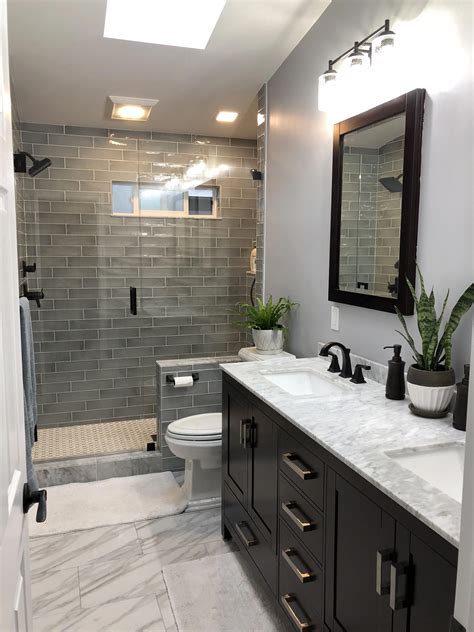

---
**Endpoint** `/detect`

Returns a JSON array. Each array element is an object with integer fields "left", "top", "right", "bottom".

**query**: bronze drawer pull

[
  {"left": 282, "top": 548, "right": 315, "bottom": 584},
  {"left": 376, "top": 549, "right": 395, "bottom": 596},
  {"left": 239, "top": 419, "right": 252, "bottom": 448},
  {"left": 282, "top": 453, "right": 317, "bottom": 480},
  {"left": 389, "top": 561, "right": 410, "bottom": 610},
  {"left": 281, "top": 593, "right": 311, "bottom": 631},
  {"left": 235, "top": 521, "right": 258, "bottom": 547},
  {"left": 281, "top": 502, "right": 316, "bottom": 532}
]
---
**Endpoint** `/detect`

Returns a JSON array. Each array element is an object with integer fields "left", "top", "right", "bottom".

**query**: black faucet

[{"left": 319, "top": 342, "right": 353, "bottom": 378}]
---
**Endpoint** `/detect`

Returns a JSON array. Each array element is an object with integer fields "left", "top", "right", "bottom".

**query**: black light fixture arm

[{"left": 327, "top": 19, "right": 392, "bottom": 70}]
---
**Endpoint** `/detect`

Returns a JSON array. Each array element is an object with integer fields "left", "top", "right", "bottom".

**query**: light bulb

[
  {"left": 345, "top": 48, "right": 370, "bottom": 75},
  {"left": 318, "top": 68, "right": 338, "bottom": 112},
  {"left": 372, "top": 29, "right": 397, "bottom": 70}
]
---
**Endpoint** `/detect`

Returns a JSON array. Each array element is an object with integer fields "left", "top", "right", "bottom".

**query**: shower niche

[{"left": 328, "top": 89, "right": 426, "bottom": 314}]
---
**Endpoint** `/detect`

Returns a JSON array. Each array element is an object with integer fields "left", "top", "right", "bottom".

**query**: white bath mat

[
  {"left": 30, "top": 472, "right": 187, "bottom": 537},
  {"left": 163, "top": 552, "right": 286, "bottom": 632}
]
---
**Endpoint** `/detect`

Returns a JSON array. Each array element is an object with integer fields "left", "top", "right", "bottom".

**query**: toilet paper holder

[{"left": 166, "top": 373, "right": 199, "bottom": 386}]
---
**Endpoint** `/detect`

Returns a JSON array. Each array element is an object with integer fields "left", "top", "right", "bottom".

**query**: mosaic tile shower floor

[{"left": 32, "top": 418, "right": 157, "bottom": 462}]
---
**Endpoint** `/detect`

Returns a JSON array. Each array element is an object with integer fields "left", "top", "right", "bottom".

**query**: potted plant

[
  {"left": 237, "top": 296, "right": 298, "bottom": 354},
  {"left": 396, "top": 268, "right": 473, "bottom": 417}
]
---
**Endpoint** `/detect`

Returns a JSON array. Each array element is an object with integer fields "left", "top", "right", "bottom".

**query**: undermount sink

[
  {"left": 386, "top": 442, "right": 465, "bottom": 503},
  {"left": 261, "top": 369, "right": 348, "bottom": 397}
]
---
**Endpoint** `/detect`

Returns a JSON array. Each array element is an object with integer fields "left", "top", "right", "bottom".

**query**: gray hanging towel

[{"left": 19, "top": 297, "right": 39, "bottom": 492}]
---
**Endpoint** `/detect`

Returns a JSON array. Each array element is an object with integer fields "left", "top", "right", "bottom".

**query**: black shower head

[
  {"left": 250, "top": 168, "right": 262, "bottom": 181},
  {"left": 28, "top": 157, "right": 52, "bottom": 177},
  {"left": 379, "top": 173, "right": 403, "bottom": 193},
  {"left": 14, "top": 151, "right": 51, "bottom": 177}
]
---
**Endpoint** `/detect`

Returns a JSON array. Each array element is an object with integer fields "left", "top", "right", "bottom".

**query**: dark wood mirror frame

[{"left": 328, "top": 88, "right": 426, "bottom": 315}]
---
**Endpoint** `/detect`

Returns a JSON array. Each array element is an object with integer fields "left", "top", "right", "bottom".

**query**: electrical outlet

[{"left": 331, "top": 305, "right": 339, "bottom": 331}]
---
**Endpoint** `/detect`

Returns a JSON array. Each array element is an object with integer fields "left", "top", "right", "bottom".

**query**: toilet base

[{"left": 182, "top": 458, "right": 221, "bottom": 503}]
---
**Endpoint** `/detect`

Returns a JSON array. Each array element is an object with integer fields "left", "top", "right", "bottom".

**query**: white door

[{"left": 0, "top": 0, "right": 33, "bottom": 628}]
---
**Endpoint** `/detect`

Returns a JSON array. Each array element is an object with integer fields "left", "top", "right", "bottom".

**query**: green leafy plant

[
  {"left": 236, "top": 296, "right": 298, "bottom": 332},
  {"left": 395, "top": 267, "right": 474, "bottom": 370}
]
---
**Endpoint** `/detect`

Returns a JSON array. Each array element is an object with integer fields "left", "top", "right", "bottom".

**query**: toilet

[
  {"left": 165, "top": 412, "right": 222, "bottom": 507},
  {"left": 165, "top": 347, "right": 296, "bottom": 508}
]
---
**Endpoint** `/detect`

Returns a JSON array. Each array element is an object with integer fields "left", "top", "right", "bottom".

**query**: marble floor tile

[
  {"left": 155, "top": 574, "right": 178, "bottom": 632},
  {"left": 135, "top": 507, "right": 221, "bottom": 555},
  {"left": 204, "top": 537, "right": 239, "bottom": 557},
  {"left": 30, "top": 524, "right": 142, "bottom": 573},
  {"left": 32, "top": 567, "right": 81, "bottom": 615},
  {"left": 33, "top": 594, "right": 165, "bottom": 632},
  {"left": 79, "top": 543, "right": 208, "bottom": 609}
]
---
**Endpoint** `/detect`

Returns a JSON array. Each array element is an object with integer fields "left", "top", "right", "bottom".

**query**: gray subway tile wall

[{"left": 19, "top": 123, "right": 257, "bottom": 427}]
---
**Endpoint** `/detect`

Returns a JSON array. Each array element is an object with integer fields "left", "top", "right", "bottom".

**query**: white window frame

[{"left": 111, "top": 181, "right": 220, "bottom": 219}]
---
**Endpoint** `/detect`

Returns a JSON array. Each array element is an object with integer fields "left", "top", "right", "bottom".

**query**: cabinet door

[
  {"left": 325, "top": 470, "right": 395, "bottom": 632},
  {"left": 392, "top": 527, "right": 456, "bottom": 632},
  {"left": 223, "top": 383, "right": 251, "bottom": 506},
  {"left": 248, "top": 406, "right": 278, "bottom": 548}
]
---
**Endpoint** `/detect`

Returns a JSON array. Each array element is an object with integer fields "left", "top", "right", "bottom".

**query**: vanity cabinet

[
  {"left": 222, "top": 381, "right": 278, "bottom": 592},
  {"left": 222, "top": 374, "right": 458, "bottom": 632},
  {"left": 325, "top": 471, "right": 395, "bottom": 631}
]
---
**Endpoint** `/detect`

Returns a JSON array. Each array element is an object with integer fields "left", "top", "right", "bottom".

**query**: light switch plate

[{"left": 331, "top": 305, "right": 339, "bottom": 331}]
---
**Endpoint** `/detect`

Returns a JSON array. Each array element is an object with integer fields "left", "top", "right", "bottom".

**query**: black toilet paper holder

[{"left": 166, "top": 373, "right": 199, "bottom": 386}]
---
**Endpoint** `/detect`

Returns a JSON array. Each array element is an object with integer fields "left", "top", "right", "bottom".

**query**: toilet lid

[{"left": 167, "top": 412, "right": 222, "bottom": 438}]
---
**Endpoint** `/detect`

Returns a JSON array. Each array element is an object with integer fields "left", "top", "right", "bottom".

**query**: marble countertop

[{"left": 220, "top": 357, "right": 465, "bottom": 547}]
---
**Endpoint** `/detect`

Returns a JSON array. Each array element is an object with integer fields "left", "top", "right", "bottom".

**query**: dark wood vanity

[{"left": 222, "top": 373, "right": 458, "bottom": 632}]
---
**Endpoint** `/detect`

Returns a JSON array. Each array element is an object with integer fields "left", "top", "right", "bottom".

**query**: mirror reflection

[{"left": 338, "top": 113, "right": 406, "bottom": 298}]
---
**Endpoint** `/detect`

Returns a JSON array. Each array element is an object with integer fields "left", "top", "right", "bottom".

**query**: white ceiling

[{"left": 7, "top": 0, "right": 331, "bottom": 138}]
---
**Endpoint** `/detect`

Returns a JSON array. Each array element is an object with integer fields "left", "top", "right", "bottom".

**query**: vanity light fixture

[
  {"left": 216, "top": 111, "right": 239, "bottom": 123},
  {"left": 318, "top": 19, "right": 396, "bottom": 112},
  {"left": 109, "top": 96, "right": 158, "bottom": 121}
]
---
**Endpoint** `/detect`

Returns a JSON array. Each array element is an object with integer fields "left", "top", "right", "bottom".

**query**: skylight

[{"left": 104, "top": 0, "right": 227, "bottom": 50}]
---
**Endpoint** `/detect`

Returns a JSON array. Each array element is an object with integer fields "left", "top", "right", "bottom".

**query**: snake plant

[
  {"left": 396, "top": 267, "right": 474, "bottom": 370},
  {"left": 237, "top": 296, "right": 298, "bottom": 331}
]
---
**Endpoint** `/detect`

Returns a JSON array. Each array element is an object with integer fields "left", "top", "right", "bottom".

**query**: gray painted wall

[{"left": 265, "top": 0, "right": 473, "bottom": 377}]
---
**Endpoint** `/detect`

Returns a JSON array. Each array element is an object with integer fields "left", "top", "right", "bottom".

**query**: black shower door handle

[{"left": 130, "top": 286, "right": 137, "bottom": 315}]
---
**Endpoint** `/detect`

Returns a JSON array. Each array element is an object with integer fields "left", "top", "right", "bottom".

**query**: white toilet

[
  {"left": 165, "top": 347, "right": 296, "bottom": 508},
  {"left": 165, "top": 412, "right": 222, "bottom": 507}
]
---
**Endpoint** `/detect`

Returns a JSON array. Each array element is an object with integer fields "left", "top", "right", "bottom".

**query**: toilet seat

[{"left": 166, "top": 412, "right": 222, "bottom": 442}]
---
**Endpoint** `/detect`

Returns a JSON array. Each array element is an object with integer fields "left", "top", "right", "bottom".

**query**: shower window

[{"left": 111, "top": 182, "right": 219, "bottom": 218}]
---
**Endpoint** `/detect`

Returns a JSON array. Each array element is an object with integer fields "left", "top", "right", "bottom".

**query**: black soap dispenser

[
  {"left": 384, "top": 345, "right": 405, "bottom": 400},
  {"left": 453, "top": 364, "right": 470, "bottom": 431}
]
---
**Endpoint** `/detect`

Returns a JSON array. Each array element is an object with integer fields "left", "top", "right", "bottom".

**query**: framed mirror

[{"left": 329, "top": 89, "right": 426, "bottom": 314}]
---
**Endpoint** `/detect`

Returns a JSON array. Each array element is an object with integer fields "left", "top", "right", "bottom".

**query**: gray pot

[
  {"left": 407, "top": 365, "right": 456, "bottom": 415},
  {"left": 251, "top": 328, "right": 284, "bottom": 354}
]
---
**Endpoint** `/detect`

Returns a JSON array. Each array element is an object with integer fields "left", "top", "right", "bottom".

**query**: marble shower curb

[{"left": 35, "top": 451, "right": 163, "bottom": 487}]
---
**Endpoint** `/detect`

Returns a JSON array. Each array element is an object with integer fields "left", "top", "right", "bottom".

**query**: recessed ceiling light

[
  {"left": 104, "top": 0, "right": 227, "bottom": 50},
  {"left": 216, "top": 111, "right": 238, "bottom": 123},
  {"left": 109, "top": 96, "right": 158, "bottom": 121}
]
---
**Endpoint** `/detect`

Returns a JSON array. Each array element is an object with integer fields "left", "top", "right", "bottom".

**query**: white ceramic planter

[
  {"left": 407, "top": 365, "right": 456, "bottom": 415},
  {"left": 252, "top": 328, "right": 284, "bottom": 354}
]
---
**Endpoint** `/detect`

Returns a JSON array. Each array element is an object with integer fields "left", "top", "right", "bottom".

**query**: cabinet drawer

[
  {"left": 279, "top": 430, "right": 324, "bottom": 510},
  {"left": 279, "top": 519, "right": 323, "bottom": 631},
  {"left": 223, "top": 483, "right": 277, "bottom": 595},
  {"left": 280, "top": 475, "right": 324, "bottom": 564}
]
